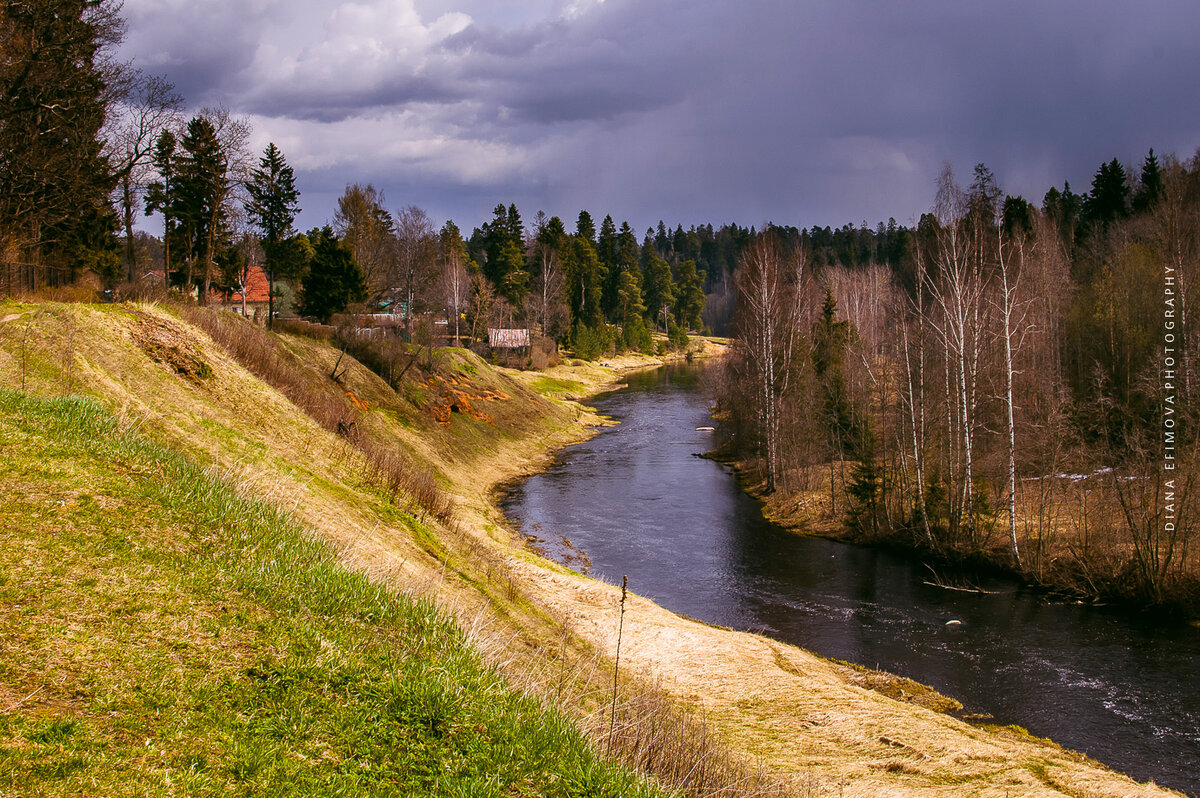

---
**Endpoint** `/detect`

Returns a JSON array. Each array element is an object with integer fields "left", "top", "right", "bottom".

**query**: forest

[
  {"left": 718, "top": 155, "right": 1199, "bottom": 613},
  {"left": 3, "top": 0, "right": 1196, "bottom": 611}
]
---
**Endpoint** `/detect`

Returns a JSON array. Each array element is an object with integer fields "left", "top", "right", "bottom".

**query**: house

[
  {"left": 211, "top": 264, "right": 271, "bottom": 321},
  {"left": 132, "top": 269, "right": 168, "bottom": 294}
]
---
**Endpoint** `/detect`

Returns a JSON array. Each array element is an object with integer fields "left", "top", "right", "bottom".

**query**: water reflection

[{"left": 501, "top": 364, "right": 1200, "bottom": 796}]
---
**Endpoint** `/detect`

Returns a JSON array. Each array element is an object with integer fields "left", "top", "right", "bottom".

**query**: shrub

[
  {"left": 569, "top": 321, "right": 612, "bottom": 361},
  {"left": 667, "top": 323, "right": 689, "bottom": 351},
  {"left": 621, "top": 318, "right": 654, "bottom": 354}
]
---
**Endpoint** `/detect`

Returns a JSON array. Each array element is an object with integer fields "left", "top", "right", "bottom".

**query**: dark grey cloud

[
  {"left": 119, "top": 0, "right": 1200, "bottom": 235},
  {"left": 246, "top": 73, "right": 462, "bottom": 123},
  {"left": 119, "top": 0, "right": 270, "bottom": 105}
]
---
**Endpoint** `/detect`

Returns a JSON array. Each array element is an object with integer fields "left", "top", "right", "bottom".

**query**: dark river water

[{"left": 501, "top": 364, "right": 1200, "bottom": 796}]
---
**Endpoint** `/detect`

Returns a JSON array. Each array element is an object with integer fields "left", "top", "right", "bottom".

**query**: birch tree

[
  {"left": 531, "top": 214, "right": 568, "bottom": 339},
  {"left": 439, "top": 221, "right": 473, "bottom": 345},
  {"left": 924, "top": 164, "right": 987, "bottom": 544},
  {"left": 899, "top": 233, "right": 937, "bottom": 546},
  {"left": 996, "top": 201, "right": 1033, "bottom": 566},
  {"left": 735, "top": 233, "right": 802, "bottom": 492}
]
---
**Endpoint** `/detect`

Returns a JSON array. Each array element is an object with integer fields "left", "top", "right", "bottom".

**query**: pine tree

[
  {"left": 0, "top": 0, "right": 122, "bottom": 290},
  {"left": 244, "top": 142, "right": 301, "bottom": 326}
]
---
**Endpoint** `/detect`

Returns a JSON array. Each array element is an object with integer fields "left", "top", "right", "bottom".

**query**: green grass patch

[
  {"left": 527, "top": 376, "right": 588, "bottom": 400},
  {"left": 0, "top": 389, "right": 665, "bottom": 797}
]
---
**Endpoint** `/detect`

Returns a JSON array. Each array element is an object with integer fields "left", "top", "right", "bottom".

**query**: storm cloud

[{"left": 118, "top": 0, "right": 1200, "bottom": 234}]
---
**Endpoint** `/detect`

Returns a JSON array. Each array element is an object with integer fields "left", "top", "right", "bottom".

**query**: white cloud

[
  {"left": 562, "top": 0, "right": 605, "bottom": 21},
  {"left": 247, "top": 105, "right": 530, "bottom": 184}
]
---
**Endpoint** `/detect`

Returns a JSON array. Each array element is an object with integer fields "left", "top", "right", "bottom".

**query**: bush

[
  {"left": 569, "top": 321, "right": 612, "bottom": 361},
  {"left": 668, "top": 323, "right": 689, "bottom": 350},
  {"left": 621, "top": 318, "right": 653, "bottom": 354},
  {"left": 530, "top": 335, "right": 560, "bottom": 369},
  {"left": 274, "top": 317, "right": 335, "bottom": 340},
  {"left": 333, "top": 329, "right": 414, "bottom": 389},
  {"left": 358, "top": 437, "right": 453, "bottom": 522}
]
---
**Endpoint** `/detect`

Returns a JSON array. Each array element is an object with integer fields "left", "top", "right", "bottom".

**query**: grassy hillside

[
  {"left": 0, "top": 300, "right": 773, "bottom": 797},
  {"left": 0, "top": 386, "right": 665, "bottom": 796},
  {"left": 0, "top": 301, "right": 671, "bottom": 796}
]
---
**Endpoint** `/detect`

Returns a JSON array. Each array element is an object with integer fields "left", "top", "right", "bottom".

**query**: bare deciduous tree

[
  {"left": 105, "top": 72, "right": 182, "bottom": 279},
  {"left": 734, "top": 233, "right": 805, "bottom": 492},
  {"left": 393, "top": 205, "right": 438, "bottom": 341},
  {"left": 334, "top": 184, "right": 394, "bottom": 303}
]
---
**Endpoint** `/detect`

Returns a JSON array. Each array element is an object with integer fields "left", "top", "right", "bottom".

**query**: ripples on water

[{"left": 501, "top": 364, "right": 1200, "bottom": 796}]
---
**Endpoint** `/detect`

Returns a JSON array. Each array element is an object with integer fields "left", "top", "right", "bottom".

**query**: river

[{"left": 500, "top": 363, "right": 1200, "bottom": 796}]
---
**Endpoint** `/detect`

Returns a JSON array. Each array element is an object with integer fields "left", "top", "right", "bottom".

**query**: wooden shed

[{"left": 487, "top": 328, "right": 530, "bottom": 349}]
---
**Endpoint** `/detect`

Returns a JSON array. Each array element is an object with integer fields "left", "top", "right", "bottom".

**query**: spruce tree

[
  {"left": 1083, "top": 158, "right": 1131, "bottom": 227},
  {"left": 143, "top": 130, "right": 178, "bottom": 288},
  {"left": 575, "top": 210, "right": 596, "bottom": 244},
  {"left": 1133, "top": 148, "right": 1164, "bottom": 213},
  {"left": 641, "top": 241, "right": 675, "bottom": 332},
  {"left": 813, "top": 289, "right": 860, "bottom": 458},
  {"left": 244, "top": 142, "right": 301, "bottom": 326},
  {"left": 175, "top": 116, "right": 227, "bottom": 298}
]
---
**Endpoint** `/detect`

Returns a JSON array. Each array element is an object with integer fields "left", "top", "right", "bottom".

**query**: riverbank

[
  {"left": 719, "top": 453, "right": 1200, "bottom": 625},
  {"left": 0, "top": 300, "right": 1183, "bottom": 797},
  {"left": 0, "top": 301, "right": 772, "bottom": 796},
  {"left": 499, "top": 362, "right": 1186, "bottom": 797}
]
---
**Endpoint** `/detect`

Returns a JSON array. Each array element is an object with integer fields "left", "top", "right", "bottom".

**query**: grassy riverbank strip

[
  {"left": 0, "top": 388, "right": 663, "bottom": 797},
  {"left": 723, "top": 453, "right": 1200, "bottom": 623}
]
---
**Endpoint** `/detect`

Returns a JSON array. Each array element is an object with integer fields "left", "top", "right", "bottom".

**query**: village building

[{"left": 210, "top": 263, "right": 271, "bottom": 321}]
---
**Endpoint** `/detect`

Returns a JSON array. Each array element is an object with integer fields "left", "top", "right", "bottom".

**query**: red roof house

[{"left": 212, "top": 264, "right": 271, "bottom": 320}]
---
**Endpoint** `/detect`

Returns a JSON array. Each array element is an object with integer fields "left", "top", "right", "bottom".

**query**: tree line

[{"left": 718, "top": 152, "right": 1200, "bottom": 611}]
